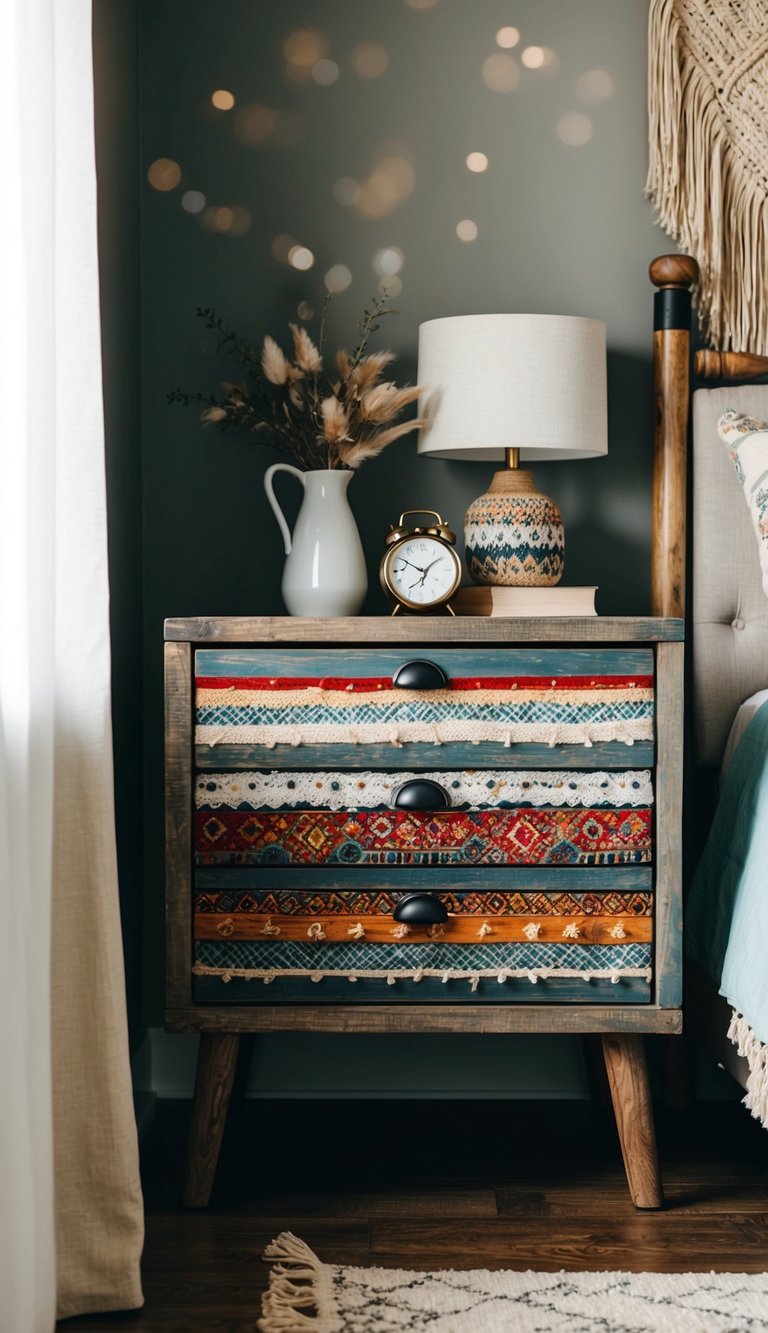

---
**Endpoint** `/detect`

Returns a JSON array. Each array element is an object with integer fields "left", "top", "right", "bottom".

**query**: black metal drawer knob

[
  {"left": 392, "top": 659, "right": 448, "bottom": 690},
  {"left": 391, "top": 779, "right": 451, "bottom": 811},
  {"left": 392, "top": 893, "right": 448, "bottom": 925}
]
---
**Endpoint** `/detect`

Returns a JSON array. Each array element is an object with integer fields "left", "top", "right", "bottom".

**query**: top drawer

[{"left": 195, "top": 648, "right": 655, "bottom": 769}]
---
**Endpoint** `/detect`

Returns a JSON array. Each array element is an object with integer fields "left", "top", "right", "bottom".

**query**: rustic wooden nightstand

[{"left": 165, "top": 615, "right": 683, "bottom": 1208}]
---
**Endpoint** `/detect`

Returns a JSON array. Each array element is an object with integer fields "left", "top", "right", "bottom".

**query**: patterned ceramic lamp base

[{"left": 465, "top": 467, "right": 564, "bottom": 586}]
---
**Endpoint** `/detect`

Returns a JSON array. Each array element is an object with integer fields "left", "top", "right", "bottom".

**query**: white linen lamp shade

[{"left": 417, "top": 314, "right": 608, "bottom": 586}]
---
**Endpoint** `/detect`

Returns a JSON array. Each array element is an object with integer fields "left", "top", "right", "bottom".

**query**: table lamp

[{"left": 416, "top": 314, "right": 607, "bottom": 585}]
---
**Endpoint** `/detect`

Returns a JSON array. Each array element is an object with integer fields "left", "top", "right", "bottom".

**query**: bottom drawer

[{"left": 192, "top": 887, "right": 653, "bottom": 1005}]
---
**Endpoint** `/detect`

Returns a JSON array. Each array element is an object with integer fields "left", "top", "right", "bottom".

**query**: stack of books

[{"left": 453, "top": 585, "right": 597, "bottom": 617}]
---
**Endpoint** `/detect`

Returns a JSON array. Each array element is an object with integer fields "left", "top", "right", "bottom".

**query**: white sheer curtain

[{"left": 0, "top": 1, "right": 143, "bottom": 1326}]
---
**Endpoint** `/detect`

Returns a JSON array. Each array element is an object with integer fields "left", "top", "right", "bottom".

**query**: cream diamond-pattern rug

[{"left": 259, "top": 1233, "right": 768, "bottom": 1332}]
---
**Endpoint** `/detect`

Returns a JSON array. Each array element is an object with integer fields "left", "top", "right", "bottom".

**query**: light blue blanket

[{"left": 686, "top": 699, "right": 768, "bottom": 1045}]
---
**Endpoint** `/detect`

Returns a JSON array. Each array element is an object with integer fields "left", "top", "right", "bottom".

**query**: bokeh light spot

[
  {"left": 181, "top": 190, "right": 206, "bottom": 214},
  {"left": 284, "top": 28, "right": 330, "bottom": 81},
  {"left": 522, "top": 45, "right": 556, "bottom": 69},
  {"left": 378, "top": 275, "right": 403, "bottom": 298},
  {"left": 496, "top": 26, "right": 520, "bottom": 48},
  {"left": 147, "top": 158, "right": 182, "bottom": 191},
  {"left": 227, "top": 206, "right": 252, "bottom": 237},
  {"left": 456, "top": 219, "right": 478, "bottom": 242},
  {"left": 312, "top": 58, "right": 339, "bottom": 85},
  {"left": 324, "top": 264, "right": 353, "bottom": 292},
  {"left": 404, "top": 0, "right": 438, "bottom": 8},
  {"left": 466, "top": 151, "right": 488, "bottom": 173},
  {"left": 481, "top": 54, "right": 520, "bottom": 92},
  {"left": 211, "top": 89, "right": 235, "bottom": 111},
  {"left": 575, "top": 68, "right": 616, "bottom": 105},
  {"left": 198, "top": 206, "right": 236, "bottom": 233},
  {"left": 297, "top": 301, "right": 315, "bottom": 321},
  {"left": 372, "top": 247, "right": 404, "bottom": 276},
  {"left": 352, "top": 42, "right": 389, "bottom": 78},
  {"left": 272, "top": 233, "right": 299, "bottom": 264},
  {"left": 333, "top": 177, "right": 360, "bottom": 206},
  {"left": 234, "top": 103, "right": 277, "bottom": 145},
  {"left": 289, "top": 245, "right": 315, "bottom": 271},
  {"left": 354, "top": 155, "right": 415, "bottom": 219},
  {"left": 557, "top": 111, "right": 593, "bottom": 146}
]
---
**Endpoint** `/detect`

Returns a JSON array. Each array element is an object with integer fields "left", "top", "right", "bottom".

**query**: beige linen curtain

[{"left": 0, "top": 0, "right": 144, "bottom": 1325}]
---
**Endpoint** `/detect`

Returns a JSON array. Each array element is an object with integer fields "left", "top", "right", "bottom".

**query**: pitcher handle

[{"left": 263, "top": 463, "right": 305, "bottom": 555}]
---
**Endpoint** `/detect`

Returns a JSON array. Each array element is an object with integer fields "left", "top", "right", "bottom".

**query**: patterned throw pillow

[{"left": 718, "top": 410, "right": 768, "bottom": 597}]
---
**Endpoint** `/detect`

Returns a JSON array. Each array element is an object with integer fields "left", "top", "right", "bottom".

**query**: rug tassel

[{"left": 259, "top": 1232, "right": 343, "bottom": 1332}]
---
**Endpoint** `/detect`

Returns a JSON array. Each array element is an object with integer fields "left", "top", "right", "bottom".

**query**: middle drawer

[{"left": 195, "top": 768, "right": 654, "bottom": 868}]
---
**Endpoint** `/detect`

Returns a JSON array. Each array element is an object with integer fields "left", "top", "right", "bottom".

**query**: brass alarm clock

[{"left": 380, "top": 509, "right": 462, "bottom": 616}]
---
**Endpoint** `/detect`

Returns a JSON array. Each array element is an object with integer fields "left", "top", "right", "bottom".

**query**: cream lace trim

[
  {"left": 196, "top": 720, "right": 653, "bottom": 749},
  {"left": 195, "top": 768, "right": 654, "bottom": 810}
]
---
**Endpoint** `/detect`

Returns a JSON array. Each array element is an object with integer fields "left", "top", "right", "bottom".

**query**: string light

[
  {"left": 466, "top": 151, "right": 488, "bottom": 173},
  {"left": 181, "top": 190, "right": 205, "bottom": 214},
  {"left": 288, "top": 245, "right": 315, "bottom": 271},
  {"left": 352, "top": 42, "right": 389, "bottom": 78},
  {"left": 147, "top": 158, "right": 181, "bottom": 191},
  {"left": 324, "top": 264, "right": 353, "bottom": 292},
  {"left": 481, "top": 54, "right": 520, "bottom": 92},
  {"left": 496, "top": 26, "right": 520, "bottom": 48},
  {"left": 211, "top": 89, "right": 235, "bottom": 110},
  {"left": 557, "top": 112, "right": 593, "bottom": 146}
]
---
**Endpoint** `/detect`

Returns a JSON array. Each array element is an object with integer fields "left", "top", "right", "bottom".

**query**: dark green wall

[
  {"left": 94, "top": 0, "right": 143, "bottom": 1040},
  {"left": 140, "top": 0, "right": 664, "bottom": 1024}
]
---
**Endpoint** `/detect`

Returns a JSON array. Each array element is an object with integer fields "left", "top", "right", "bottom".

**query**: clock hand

[{"left": 396, "top": 558, "right": 425, "bottom": 574}]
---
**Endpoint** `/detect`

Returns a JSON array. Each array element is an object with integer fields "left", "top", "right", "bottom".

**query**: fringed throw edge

[
  {"left": 727, "top": 1009, "right": 768, "bottom": 1129},
  {"left": 258, "top": 1232, "right": 342, "bottom": 1333},
  {"left": 646, "top": 0, "right": 768, "bottom": 354}
]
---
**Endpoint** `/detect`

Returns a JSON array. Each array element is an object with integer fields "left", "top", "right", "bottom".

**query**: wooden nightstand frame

[{"left": 165, "top": 615, "right": 683, "bottom": 1209}]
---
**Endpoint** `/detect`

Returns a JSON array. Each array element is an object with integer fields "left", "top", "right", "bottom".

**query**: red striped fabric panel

[{"left": 195, "top": 675, "right": 654, "bottom": 692}]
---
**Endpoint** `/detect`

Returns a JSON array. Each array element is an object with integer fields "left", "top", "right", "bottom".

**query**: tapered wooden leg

[
  {"left": 183, "top": 1033, "right": 240, "bottom": 1208},
  {"left": 602, "top": 1034, "right": 664, "bottom": 1210}
]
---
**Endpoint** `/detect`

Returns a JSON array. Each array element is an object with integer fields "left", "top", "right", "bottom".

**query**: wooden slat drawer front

[
  {"left": 195, "top": 647, "right": 655, "bottom": 768},
  {"left": 191, "top": 885, "right": 653, "bottom": 1007},
  {"left": 194, "top": 765, "right": 653, "bottom": 869},
  {"left": 195, "top": 885, "right": 653, "bottom": 944}
]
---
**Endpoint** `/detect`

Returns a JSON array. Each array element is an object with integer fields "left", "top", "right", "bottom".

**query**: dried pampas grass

[{"left": 170, "top": 294, "right": 424, "bottom": 471}]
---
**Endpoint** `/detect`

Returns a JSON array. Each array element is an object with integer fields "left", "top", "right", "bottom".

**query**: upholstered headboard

[{"left": 692, "top": 386, "right": 768, "bottom": 768}]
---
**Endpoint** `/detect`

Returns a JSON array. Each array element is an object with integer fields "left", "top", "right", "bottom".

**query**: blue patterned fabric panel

[
  {"left": 195, "top": 939, "right": 652, "bottom": 974},
  {"left": 196, "top": 700, "right": 654, "bottom": 728}
]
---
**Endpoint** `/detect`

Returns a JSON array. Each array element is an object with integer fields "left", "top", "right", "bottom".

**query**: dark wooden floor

[{"left": 61, "top": 1097, "right": 768, "bottom": 1332}]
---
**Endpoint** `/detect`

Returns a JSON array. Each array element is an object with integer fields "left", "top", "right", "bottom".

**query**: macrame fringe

[
  {"left": 727, "top": 1009, "right": 768, "bottom": 1129},
  {"left": 258, "top": 1232, "right": 341, "bottom": 1332},
  {"left": 193, "top": 962, "right": 652, "bottom": 986},
  {"left": 646, "top": 0, "right": 768, "bottom": 353}
]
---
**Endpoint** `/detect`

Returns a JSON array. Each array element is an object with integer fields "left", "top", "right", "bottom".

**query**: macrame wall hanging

[{"left": 646, "top": 0, "right": 768, "bottom": 354}]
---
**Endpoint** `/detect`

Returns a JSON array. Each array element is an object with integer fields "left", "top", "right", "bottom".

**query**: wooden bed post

[{"left": 649, "top": 255, "right": 700, "bottom": 618}]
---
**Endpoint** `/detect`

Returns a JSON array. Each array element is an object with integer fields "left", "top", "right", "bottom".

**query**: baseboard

[
  {"left": 132, "top": 1027, "right": 743, "bottom": 1102},
  {"left": 135, "top": 1028, "right": 592, "bottom": 1100}
]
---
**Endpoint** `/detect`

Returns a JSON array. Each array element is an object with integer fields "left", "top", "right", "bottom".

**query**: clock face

[{"left": 386, "top": 536, "right": 460, "bottom": 607}]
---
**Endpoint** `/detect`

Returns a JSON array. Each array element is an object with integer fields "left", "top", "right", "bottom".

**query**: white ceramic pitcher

[{"left": 264, "top": 465, "right": 368, "bottom": 617}]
